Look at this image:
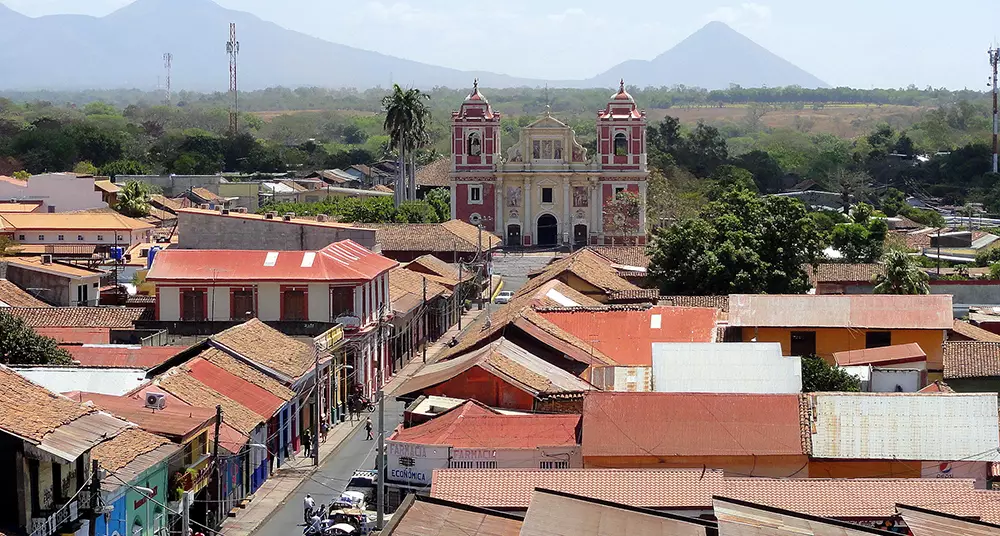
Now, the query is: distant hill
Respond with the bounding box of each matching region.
[0,1,826,91]
[586,22,828,90]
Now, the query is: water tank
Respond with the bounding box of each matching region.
[109,246,124,261]
[147,246,162,269]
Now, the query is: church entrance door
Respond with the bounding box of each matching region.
[537,215,558,247]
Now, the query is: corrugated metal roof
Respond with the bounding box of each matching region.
[520,489,714,536]
[184,358,287,419]
[538,307,718,366]
[898,503,1000,536]
[60,345,187,369]
[38,411,133,462]
[651,343,801,394]
[147,239,397,283]
[809,393,1000,461]
[14,367,149,396]
[385,495,524,536]
[833,343,927,367]
[71,391,216,440]
[582,392,805,457]
[713,497,888,536]
[728,294,954,329]
[391,400,579,448]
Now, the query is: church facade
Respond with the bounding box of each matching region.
[448,81,649,247]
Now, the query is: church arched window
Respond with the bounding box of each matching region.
[468,131,482,156]
[613,132,628,156]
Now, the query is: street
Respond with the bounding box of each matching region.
[251,398,406,536]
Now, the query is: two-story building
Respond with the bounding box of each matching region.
[0,173,109,213]
[449,81,648,247]
[0,212,154,253]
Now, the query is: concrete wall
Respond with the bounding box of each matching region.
[176,211,377,250]
[159,286,179,321]
[4,264,99,306]
[117,175,223,197]
[156,283,336,322]
[741,327,947,371]
[0,173,107,213]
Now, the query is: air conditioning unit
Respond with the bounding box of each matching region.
[316,214,328,222]
[236,207,248,214]
[41,254,53,264]
[144,392,166,410]
[265,212,277,220]
[200,203,210,210]
[283,212,296,221]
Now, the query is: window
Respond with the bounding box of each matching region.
[77,284,89,306]
[467,131,482,156]
[331,286,354,318]
[449,460,474,469]
[93,282,99,288]
[180,289,206,321]
[117,235,124,241]
[97,235,104,241]
[37,235,44,241]
[231,289,256,320]
[28,459,40,514]
[468,185,483,204]
[47,205,56,213]
[57,235,64,241]
[52,463,63,502]
[17,235,24,241]
[77,235,84,241]
[540,460,569,469]
[866,331,892,348]
[476,460,497,469]
[542,187,554,203]
[282,288,308,321]
[614,186,626,198]
[790,331,817,356]
[614,132,629,156]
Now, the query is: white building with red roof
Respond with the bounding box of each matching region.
[450,80,648,248]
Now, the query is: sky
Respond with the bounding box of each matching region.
[3,0,998,89]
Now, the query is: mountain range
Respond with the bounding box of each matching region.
[0,0,828,91]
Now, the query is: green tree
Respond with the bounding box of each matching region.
[12,170,29,180]
[872,249,930,295]
[72,161,98,175]
[382,84,431,204]
[0,235,22,257]
[801,355,861,392]
[115,180,154,218]
[708,165,756,200]
[830,203,887,263]
[425,187,451,222]
[733,150,784,193]
[880,188,907,217]
[99,159,150,178]
[394,200,439,223]
[0,311,72,365]
[647,188,823,295]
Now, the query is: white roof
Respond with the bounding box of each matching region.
[651,343,801,394]
[13,367,148,396]
[809,393,1000,461]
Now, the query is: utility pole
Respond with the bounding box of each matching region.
[313,343,321,467]
[210,404,222,528]
[89,459,100,536]
[457,262,463,331]
[163,52,173,105]
[477,225,483,310]
[226,23,240,136]
[376,389,385,531]
[422,277,427,363]
[990,46,999,174]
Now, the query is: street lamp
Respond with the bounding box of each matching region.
[135,486,154,536]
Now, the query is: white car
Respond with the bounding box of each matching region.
[494,290,514,304]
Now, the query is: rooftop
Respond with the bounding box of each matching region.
[950,319,1000,342]
[0,365,92,442]
[405,254,468,283]
[3,306,145,328]
[6,256,106,278]
[89,427,172,472]
[833,343,928,367]
[519,249,641,299]
[943,341,1000,379]
[69,390,216,440]
[391,400,580,448]
[389,266,450,315]
[728,294,954,330]
[414,158,451,188]
[147,240,397,283]
[537,306,718,366]
[382,494,523,536]
[155,371,263,434]
[809,263,884,284]
[658,295,729,312]
[92,180,121,194]
[360,220,502,253]
[14,366,149,396]
[177,207,364,230]
[651,342,802,394]
[582,392,805,458]
[0,279,48,307]
[198,347,296,400]
[210,318,320,382]
[181,356,290,419]
[0,200,43,213]
[584,245,650,271]
[0,212,153,231]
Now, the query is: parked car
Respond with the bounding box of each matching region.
[494,290,514,304]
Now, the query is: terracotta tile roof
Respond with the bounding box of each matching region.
[60,345,186,369]
[0,279,48,307]
[156,372,263,434]
[90,427,170,472]
[607,289,659,302]
[6,256,105,278]
[199,347,296,400]
[406,254,464,282]
[93,180,121,194]
[362,220,502,253]
[943,341,1000,379]
[519,249,641,299]
[386,495,523,536]
[147,240,397,283]
[535,280,603,308]
[373,184,393,193]
[389,266,449,315]
[658,295,729,312]
[809,263,884,283]
[582,392,805,457]
[0,212,153,231]
[182,357,288,419]
[190,187,223,202]
[431,468,983,518]
[210,319,317,381]
[391,400,580,448]
[950,320,1000,342]
[728,294,954,330]
[0,201,43,213]
[918,381,954,392]
[833,343,927,367]
[0,365,93,442]
[71,390,216,440]
[585,246,649,270]
[537,306,717,366]
[415,158,451,188]
[149,194,183,213]
[5,307,145,328]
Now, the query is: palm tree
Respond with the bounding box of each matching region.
[872,249,930,295]
[382,84,430,206]
[116,181,153,218]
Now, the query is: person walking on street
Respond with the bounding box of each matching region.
[303,493,315,522]
[365,417,373,440]
[302,429,312,457]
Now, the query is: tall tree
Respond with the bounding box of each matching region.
[801,355,861,392]
[0,311,72,365]
[872,249,930,295]
[115,180,154,218]
[382,84,430,206]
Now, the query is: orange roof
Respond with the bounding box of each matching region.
[0,279,48,307]
[833,343,927,367]
[147,240,397,283]
[182,357,289,419]
[36,327,110,344]
[60,345,187,369]
[0,201,42,213]
[6,256,105,278]
[582,392,805,457]
[391,400,580,448]
[728,294,954,330]
[69,390,215,441]
[537,306,717,366]
[0,212,153,231]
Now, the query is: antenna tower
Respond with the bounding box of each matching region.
[163,53,173,105]
[227,23,240,135]
[990,46,999,174]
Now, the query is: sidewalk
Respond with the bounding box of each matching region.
[219,307,486,536]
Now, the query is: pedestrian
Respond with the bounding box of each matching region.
[302,429,312,457]
[321,420,330,443]
[303,493,315,522]
[365,417,373,440]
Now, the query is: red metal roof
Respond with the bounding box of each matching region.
[728,294,954,330]
[36,327,110,344]
[69,390,215,441]
[60,345,188,369]
[146,239,397,283]
[537,307,717,366]
[582,392,805,457]
[391,400,580,448]
[832,343,927,367]
[184,358,286,419]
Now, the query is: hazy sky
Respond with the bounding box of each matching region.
[4,0,998,89]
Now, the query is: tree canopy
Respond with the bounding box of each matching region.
[801,355,861,392]
[872,249,930,295]
[0,311,72,365]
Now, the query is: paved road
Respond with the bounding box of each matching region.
[492,250,558,294]
[252,399,405,536]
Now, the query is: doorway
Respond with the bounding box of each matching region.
[573,224,588,248]
[537,215,558,246]
[507,224,522,246]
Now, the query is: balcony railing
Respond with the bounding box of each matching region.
[29,498,81,536]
